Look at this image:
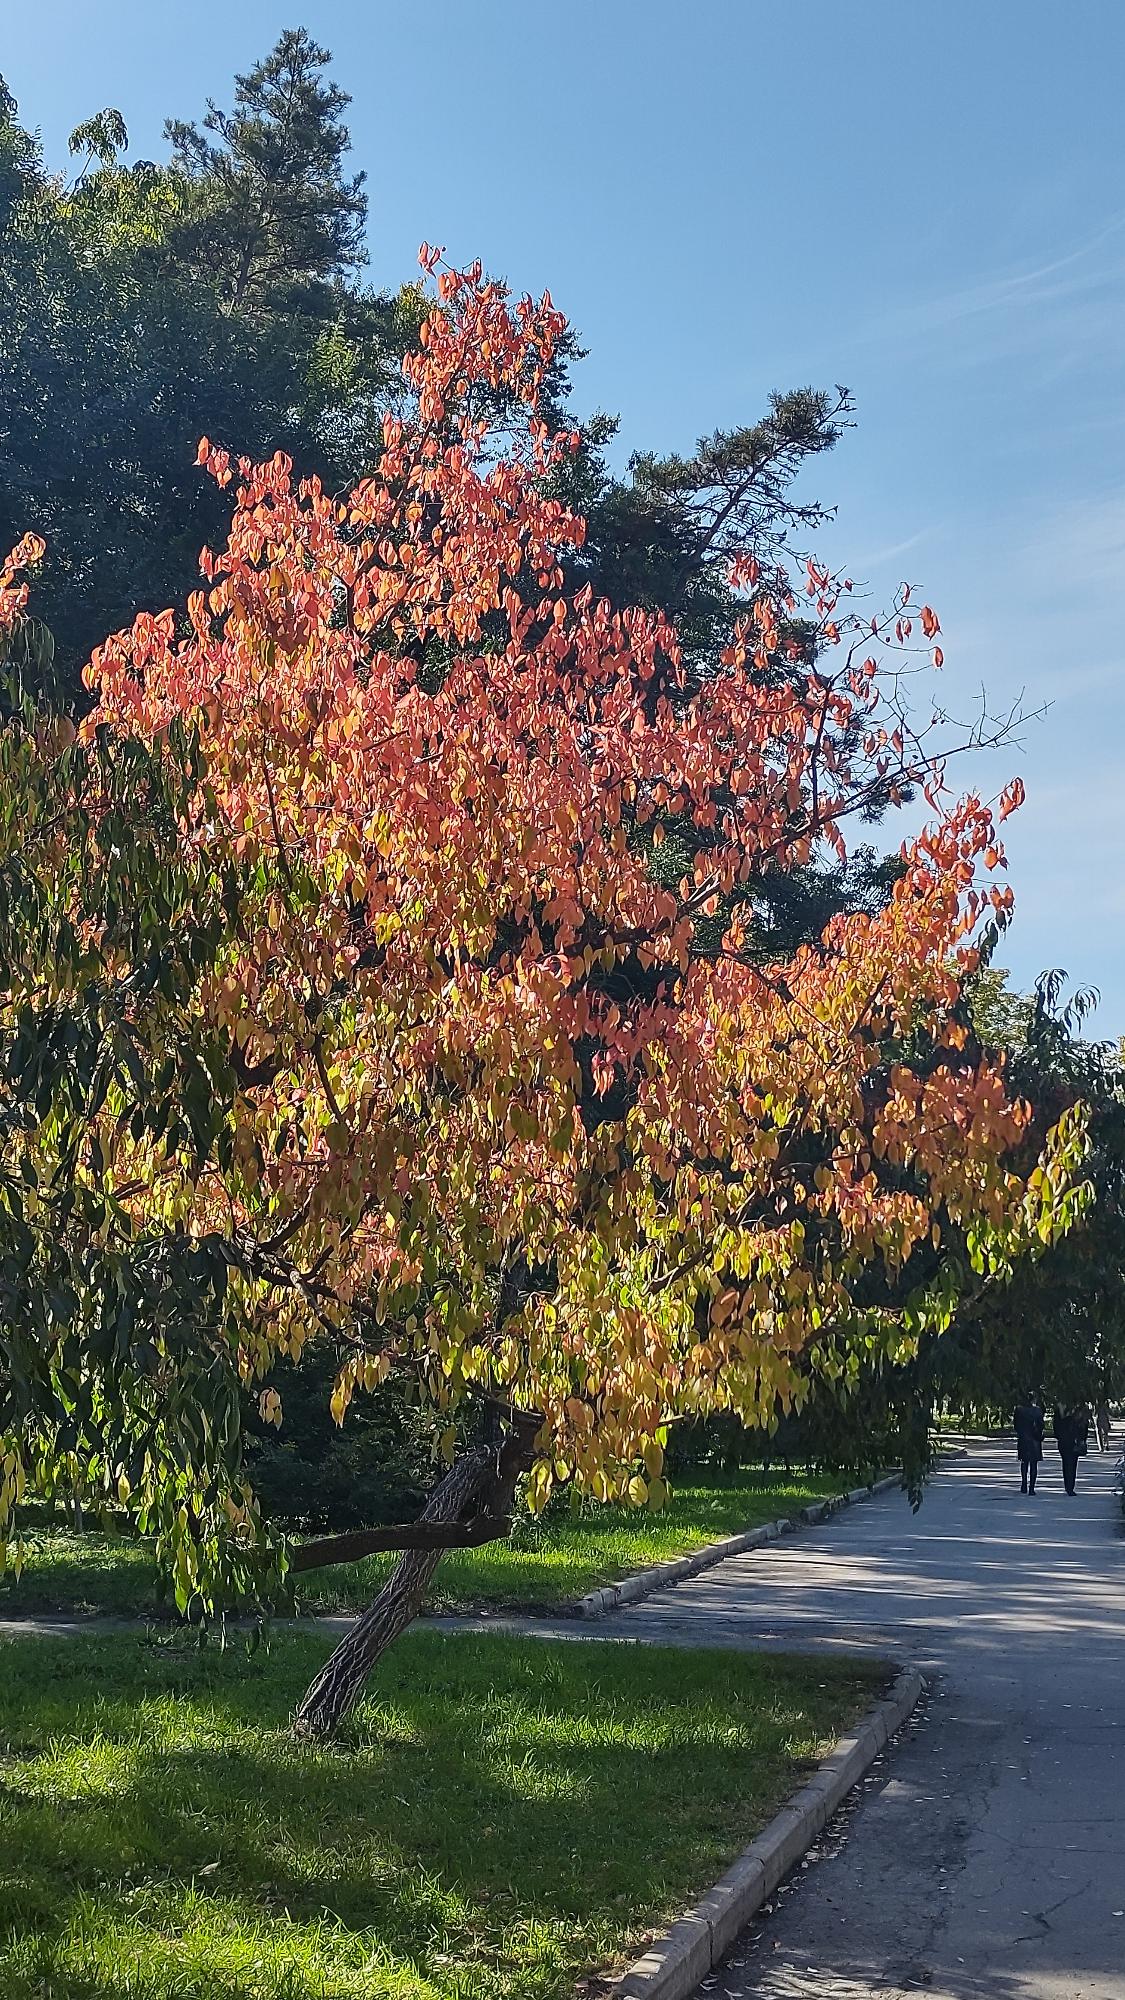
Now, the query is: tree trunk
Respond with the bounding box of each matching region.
[291,1447,493,1742]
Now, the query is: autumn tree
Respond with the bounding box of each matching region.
[940,965,1125,1418]
[746,965,1125,1467]
[0,259,1088,1739]
[0,26,887,771]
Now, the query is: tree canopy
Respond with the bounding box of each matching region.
[0,255,1089,1736]
[0,15,908,857]
[945,965,1125,1416]
[163,26,368,313]
[0,39,401,688]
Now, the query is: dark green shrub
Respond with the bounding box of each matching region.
[244,1354,436,1533]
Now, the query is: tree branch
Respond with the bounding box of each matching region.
[290,1406,541,1573]
[289,1511,514,1570]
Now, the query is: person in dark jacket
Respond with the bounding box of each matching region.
[1014,1396,1045,1493]
[1053,1406,1090,1495]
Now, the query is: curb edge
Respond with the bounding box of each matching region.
[574,1472,901,1620]
[612,1664,926,2000]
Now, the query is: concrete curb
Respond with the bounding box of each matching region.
[613,1664,925,2000]
[573,1473,901,1619]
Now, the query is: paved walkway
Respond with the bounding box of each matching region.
[606,1438,1122,2000]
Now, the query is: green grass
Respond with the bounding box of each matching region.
[0,1522,164,1618]
[0,1627,882,1999]
[301,1471,846,1616]
[0,1470,846,1622]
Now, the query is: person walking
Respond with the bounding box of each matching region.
[1014,1395,1044,1493]
[1053,1405,1090,1495]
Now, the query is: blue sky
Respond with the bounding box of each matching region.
[6,2,1124,1028]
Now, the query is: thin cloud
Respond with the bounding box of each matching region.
[850,527,931,572]
[863,211,1125,351]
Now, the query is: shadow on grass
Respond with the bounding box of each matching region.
[0,1628,881,2000]
[0,1471,847,1623]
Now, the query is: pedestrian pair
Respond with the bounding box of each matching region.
[1013,1397,1091,1495]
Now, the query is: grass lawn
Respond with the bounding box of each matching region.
[0,1470,847,1621]
[0,1626,883,1999]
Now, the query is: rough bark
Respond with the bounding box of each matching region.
[291,1416,539,1741]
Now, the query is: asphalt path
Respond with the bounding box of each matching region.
[621,1438,1124,2000]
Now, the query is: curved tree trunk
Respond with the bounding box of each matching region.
[292,1446,492,1741]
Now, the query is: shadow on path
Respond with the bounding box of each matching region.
[667,1439,1124,2000]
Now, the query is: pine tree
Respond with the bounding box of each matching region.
[165,27,367,313]
[0,53,395,687]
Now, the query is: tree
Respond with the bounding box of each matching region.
[772,964,1125,1463]
[0,50,400,689]
[0,259,1087,1739]
[943,965,1125,1418]
[565,390,850,660]
[164,26,368,314]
